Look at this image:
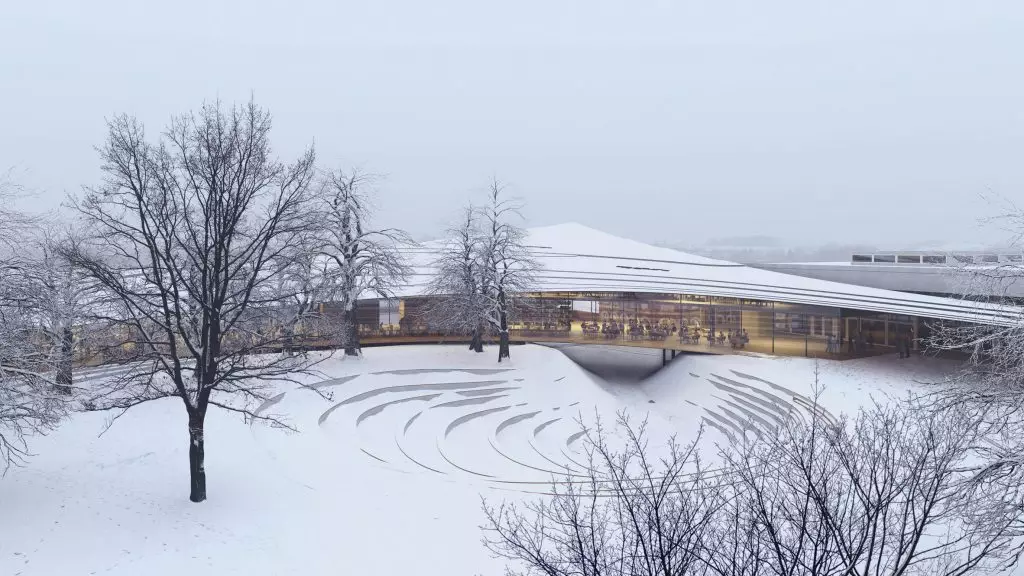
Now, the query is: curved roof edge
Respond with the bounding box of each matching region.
[396,223,1023,328]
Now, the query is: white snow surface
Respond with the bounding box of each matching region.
[0,345,960,576]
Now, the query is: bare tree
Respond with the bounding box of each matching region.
[425,204,488,352]
[315,168,411,356]
[927,203,1024,557]
[0,174,68,471]
[61,100,325,502]
[0,170,36,251]
[483,414,722,576]
[477,180,537,361]
[271,232,339,356]
[11,228,95,393]
[0,302,67,473]
[424,182,536,361]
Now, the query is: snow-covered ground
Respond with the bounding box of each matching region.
[0,344,956,576]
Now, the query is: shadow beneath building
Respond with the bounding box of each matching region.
[544,343,668,384]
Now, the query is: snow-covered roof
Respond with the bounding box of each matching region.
[399,223,1023,327]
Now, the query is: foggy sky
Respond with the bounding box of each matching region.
[2,0,1022,248]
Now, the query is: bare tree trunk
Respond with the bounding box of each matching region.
[497,287,511,361]
[498,308,510,362]
[498,331,509,361]
[344,306,360,356]
[470,326,484,353]
[188,410,206,503]
[282,322,295,357]
[55,326,74,395]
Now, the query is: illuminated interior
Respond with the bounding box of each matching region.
[329,291,924,359]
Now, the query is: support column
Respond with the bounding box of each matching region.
[912,316,920,351]
[662,349,667,366]
[884,317,889,346]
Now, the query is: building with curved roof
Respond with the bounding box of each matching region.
[349,223,1021,359]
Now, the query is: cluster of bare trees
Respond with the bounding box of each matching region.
[485,398,1022,576]
[1,95,537,500]
[426,180,537,361]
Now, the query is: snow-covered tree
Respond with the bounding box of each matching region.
[271,232,340,356]
[62,100,325,503]
[477,180,536,361]
[425,182,537,361]
[928,204,1024,551]
[12,230,94,394]
[315,168,411,356]
[0,302,66,473]
[425,204,488,352]
[0,175,67,471]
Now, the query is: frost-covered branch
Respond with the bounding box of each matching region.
[924,205,1024,557]
[313,168,413,356]
[425,180,538,361]
[424,204,489,350]
[477,179,538,361]
[0,178,69,471]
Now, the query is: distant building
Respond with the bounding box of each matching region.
[752,249,1024,299]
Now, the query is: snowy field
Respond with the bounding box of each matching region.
[0,344,955,575]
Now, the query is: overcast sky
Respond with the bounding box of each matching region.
[2,0,1022,248]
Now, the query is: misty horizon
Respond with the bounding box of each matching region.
[3,1,1023,249]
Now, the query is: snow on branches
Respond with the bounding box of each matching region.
[426,180,537,361]
[927,203,1024,555]
[0,174,68,472]
[314,168,412,356]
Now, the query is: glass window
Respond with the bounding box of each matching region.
[897,255,921,264]
[922,255,946,264]
[873,254,895,263]
[852,254,872,263]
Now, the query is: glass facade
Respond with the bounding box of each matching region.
[327,291,917,360]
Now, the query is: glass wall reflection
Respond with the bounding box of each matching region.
[314,291,918,360]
